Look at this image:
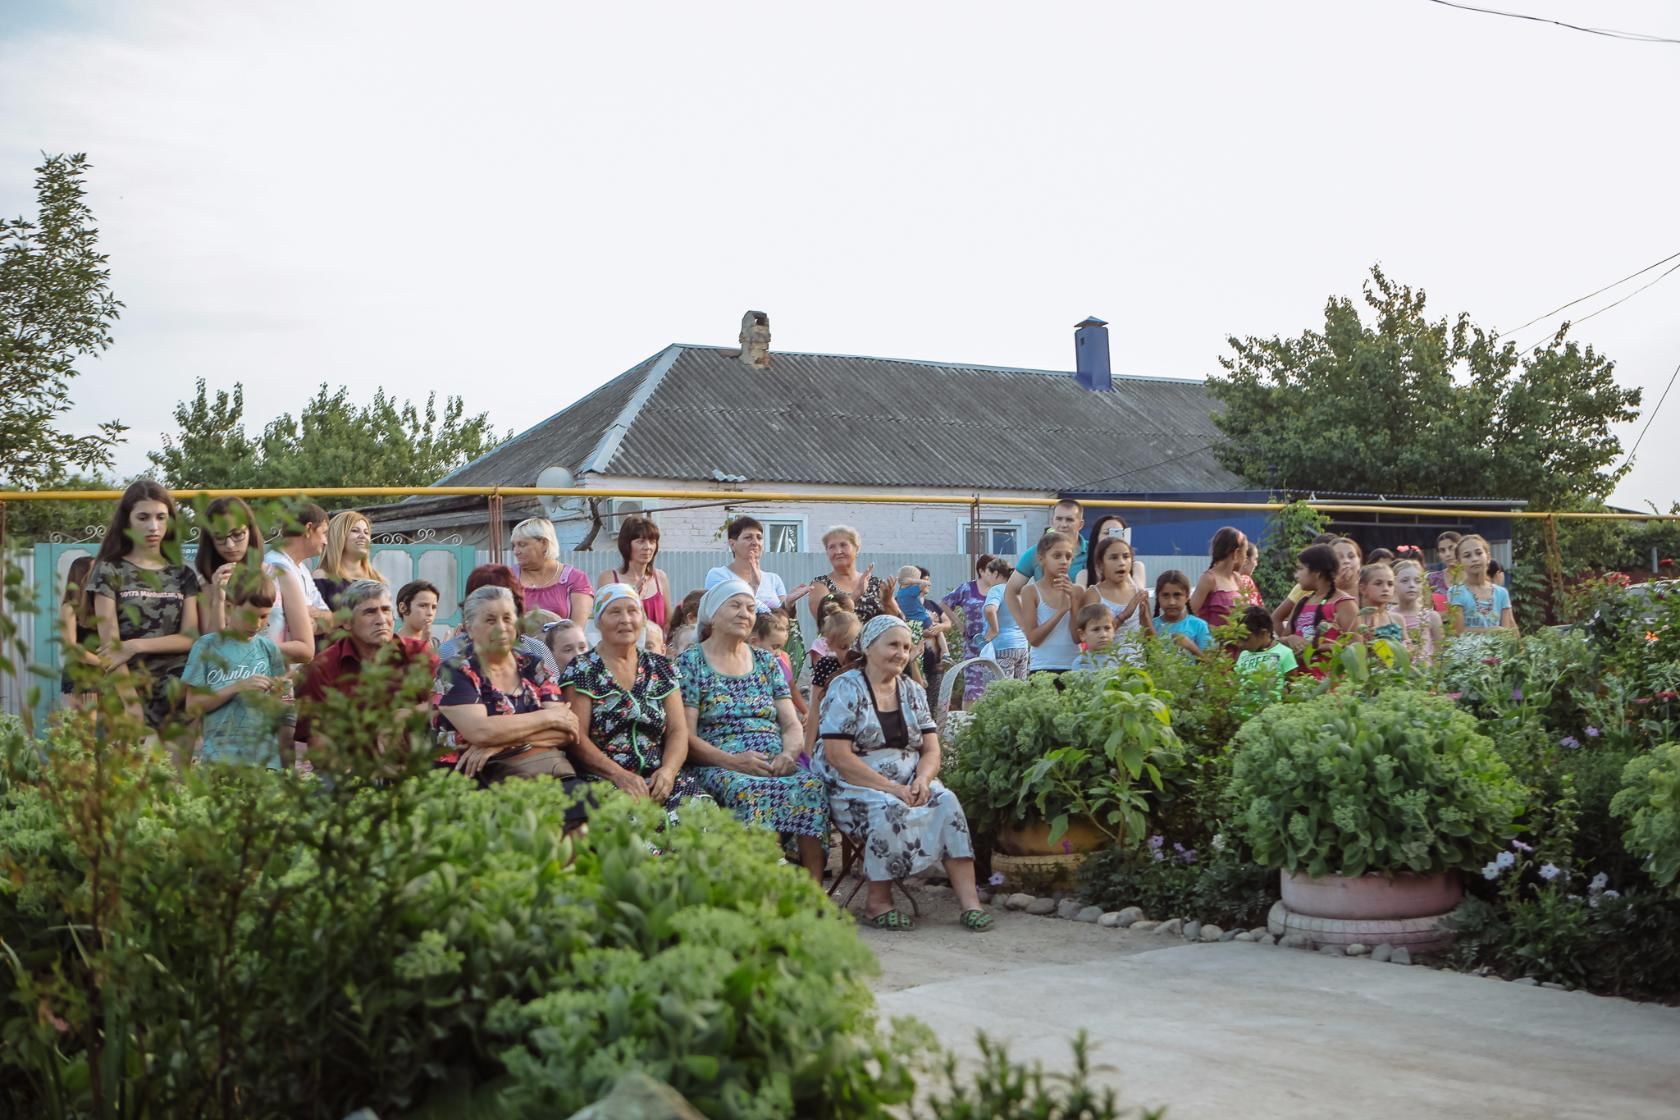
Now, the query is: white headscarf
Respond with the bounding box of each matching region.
[699,578,754,625]
[593,582,641,620]
[860,613,911,650]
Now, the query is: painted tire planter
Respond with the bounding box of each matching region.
[1268,872,1465,953]
[1280,870,1463,920]
[994,817,1109,857]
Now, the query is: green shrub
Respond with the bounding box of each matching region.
[911,1032,1166,1120]
[1227,689,1526,878]
[1077,847,1276,929]
[0,726,914,1120]
[1611,742,1680,892]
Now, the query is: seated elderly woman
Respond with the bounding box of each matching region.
[815,615,990,932]
[561,583,704,819]
[439,564,560,678]
[678,578,829,880]
[433,586,587,826]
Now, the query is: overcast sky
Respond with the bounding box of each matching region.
[3,0,1676,509]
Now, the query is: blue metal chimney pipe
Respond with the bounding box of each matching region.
[1074,316,1111,392]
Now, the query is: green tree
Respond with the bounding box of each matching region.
[149,380,507,496]
[0,153,126,489]
[1207,266,1641,507]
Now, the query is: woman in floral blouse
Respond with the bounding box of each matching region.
[562,584,704,818]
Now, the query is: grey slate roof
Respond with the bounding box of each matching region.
[426,343,1244,495]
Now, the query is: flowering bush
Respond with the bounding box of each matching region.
[1611,742,1680,892]
[1227,689,1526,878]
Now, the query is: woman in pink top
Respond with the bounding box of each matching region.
[597,514,670,631]
[1191,526,1247,632]
[510,517,593,621]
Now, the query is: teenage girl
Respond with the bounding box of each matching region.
[1392,559,1445,663]
[1191,526,1247,630]
[1080,536,1152,651]
[91,480,202,732]
[1448,534,1518,632]
[1020,531,1082,673]
[1154,570,1212,654]
[1332,537,1363,599]
[59,556,99,707]
[1357,563,1404,644]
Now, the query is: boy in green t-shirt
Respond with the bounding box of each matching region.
[183,570,287,768]
[1234,606,1298,706]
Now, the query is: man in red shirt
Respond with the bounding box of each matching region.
[295,579,439,766]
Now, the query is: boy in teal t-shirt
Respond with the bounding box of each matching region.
[182,571,287,768]
[1234,605,1298,705]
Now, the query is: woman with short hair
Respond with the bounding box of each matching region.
[815,615,988,932]
[678,579,829,880]
[810,525,898,626]
[432,586,586,823]
[597,514,672,638]
[438,565,560,678]
[704,516,809,615]
[510,517,593,622]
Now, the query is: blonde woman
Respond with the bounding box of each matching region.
[809,525,899,625]
[510,516,593,622]
[314,511,385,611]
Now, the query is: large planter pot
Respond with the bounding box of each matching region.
[1268,870,1465,954]
[995,816,1109,857]
[1280,870,1463,920]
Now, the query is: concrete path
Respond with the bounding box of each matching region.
[873,932,1680,1120]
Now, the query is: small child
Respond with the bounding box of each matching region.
[1155,570,1212,654]
[1234,606,1299,705]
[665,589,705,657]
[395,579,441,648]
[1070,603,1123,672]
[752,609,807,719]
[803,610,862,754]
[1392,559,1445,664]
[181,569,288,769]
[810,591,855,664]
[1358,563,1405,644]
[981,565,1029,679]
[544,618,590,672]
[894,565,931,625]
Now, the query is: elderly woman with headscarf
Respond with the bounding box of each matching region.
[677,578,829,880]
[432,586,587,824]
[561,583,703,817]
[815,614,989,932]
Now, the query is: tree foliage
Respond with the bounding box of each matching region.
[0,153,126,489]
[1207,266,1642,507]
[148,380,507,496]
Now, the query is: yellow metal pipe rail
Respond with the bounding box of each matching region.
[0,485,1676,522]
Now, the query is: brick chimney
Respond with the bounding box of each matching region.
[1074,316,1111,392]
[738,310,771,369]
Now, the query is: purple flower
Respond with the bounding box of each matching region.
[1584,726,1601,738]
[1538,863,1562,881]
[1495,850,1516,869]
[1588,872,1609,892]
[988,872,1006,887]
[1061,839,1072,855]
[1510,839,1533,853]
[1481,862,1501,880]
[1148,834,1165,850]
[1448,692,1464,701]
[1559,736,1580,750]
[1510,688,1524,702]
[1178,848,1198,865]
[1150,849,1165,862]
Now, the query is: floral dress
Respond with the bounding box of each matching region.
[940,579,991,703]
[814,670,974,881]
[560,648,706,815]
[677,645,828,838]
[814,572,889,623]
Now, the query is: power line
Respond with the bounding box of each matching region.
[1619,351,1680,473]
[1513,257,1680,353]
[1422,0,1680,45]
[1502,248,1680,335]
[1063,441,1221,493]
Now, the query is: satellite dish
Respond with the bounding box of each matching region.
[536,466,582,519]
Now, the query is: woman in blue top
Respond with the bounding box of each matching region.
[1446,535,1518,632]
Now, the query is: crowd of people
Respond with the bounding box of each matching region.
[55,483,1518,933]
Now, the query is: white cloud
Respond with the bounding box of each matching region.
[2,0,1677,509]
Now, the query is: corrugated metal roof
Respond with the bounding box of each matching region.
[400,343,1246,497]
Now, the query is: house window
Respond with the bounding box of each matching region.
[762,519,804,553]
[956,519,1026,558]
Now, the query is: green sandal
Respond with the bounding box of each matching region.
[960,909,994,932]
[868,909,914,931]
